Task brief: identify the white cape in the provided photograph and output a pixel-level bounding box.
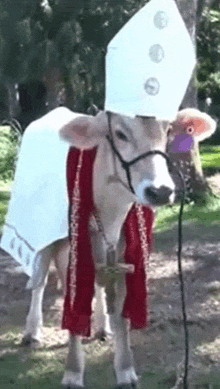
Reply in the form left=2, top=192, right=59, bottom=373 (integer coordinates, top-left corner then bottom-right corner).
left=0, top=107, right=77, bottom=278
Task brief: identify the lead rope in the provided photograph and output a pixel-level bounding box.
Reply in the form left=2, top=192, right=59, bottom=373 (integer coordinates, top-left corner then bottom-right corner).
left=175, top=170, right=189, bottom=389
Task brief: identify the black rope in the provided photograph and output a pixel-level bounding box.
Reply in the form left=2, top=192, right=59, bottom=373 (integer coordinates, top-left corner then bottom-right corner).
left=174, top=166, right=188, bottom=389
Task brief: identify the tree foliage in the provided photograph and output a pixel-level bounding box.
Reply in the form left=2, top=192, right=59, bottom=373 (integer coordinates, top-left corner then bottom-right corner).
left=197, top=3, right=220, bottom=113
left=0, top=125, right=21, bottom=181
left=0, top=0, right=148, bottom=113
left=0, top=0, right=220, bottom=119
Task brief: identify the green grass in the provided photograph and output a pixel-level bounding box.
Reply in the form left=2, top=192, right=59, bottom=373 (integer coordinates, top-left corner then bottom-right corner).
left=154, top=193, right=220, bottom=233
left=0, top=125, right=15, bottom=232
left=200, top=144, right=220, bottom=173
left=0, top=329, right=65, bottom=389
left=139, top=370, right=176, bottom=388
left=154, top=195, right=220, bottom=233
left=0, top=126, right=18, bottom=181
left=3, top=325, right=220, bottom=389
left=0, top=126, right=12, bottom=155
left=0, top=327, right=186, bottom=389
left=153, top=144, right=220, bottom=233
left=0, top=189, right=10, bottom=234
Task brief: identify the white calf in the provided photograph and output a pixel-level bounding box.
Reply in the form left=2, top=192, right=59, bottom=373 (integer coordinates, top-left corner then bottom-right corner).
left=22, top=108, right=215, bottom=388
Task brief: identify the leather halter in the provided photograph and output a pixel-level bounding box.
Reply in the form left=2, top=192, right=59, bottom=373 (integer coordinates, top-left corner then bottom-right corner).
left=106, top=111, right=172, bottom=194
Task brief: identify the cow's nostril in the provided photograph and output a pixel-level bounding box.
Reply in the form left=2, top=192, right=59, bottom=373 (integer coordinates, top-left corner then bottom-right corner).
left=145, top=186, right=159, bottom=201
left=159, top=185, right=173, bottom=198
left=145, top=185, right=173, bottom=205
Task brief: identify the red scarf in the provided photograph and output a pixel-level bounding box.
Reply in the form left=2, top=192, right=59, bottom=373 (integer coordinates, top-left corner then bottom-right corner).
left=62, top=147, right=154, bottom=337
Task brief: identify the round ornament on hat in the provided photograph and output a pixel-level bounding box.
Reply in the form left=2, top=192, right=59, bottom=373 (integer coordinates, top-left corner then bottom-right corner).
left=154, top=11, right=169, bottom=29
left=149, top=44, right=165, bottom=64
left=144, top=77, right=160, bottom=96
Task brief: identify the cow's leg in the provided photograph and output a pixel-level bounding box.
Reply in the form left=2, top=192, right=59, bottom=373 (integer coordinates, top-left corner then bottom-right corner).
left=53, top=237, right=70, bottom=293
left=23, top=278, right=48, bottom=343
left=52, top=238, right=85, bottom=388
left=109, top=277, right=138, bottom=389
left=111, top=315, right=138, bottom=389
left=62, top=335, right=85, bottom=388
left=22, top=245, right=53, bottom=343
left=23, top=237, right=69, bottom=344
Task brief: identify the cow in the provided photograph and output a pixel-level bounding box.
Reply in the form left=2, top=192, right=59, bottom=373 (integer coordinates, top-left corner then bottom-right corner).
left=18, top=107, right=215, bottom=388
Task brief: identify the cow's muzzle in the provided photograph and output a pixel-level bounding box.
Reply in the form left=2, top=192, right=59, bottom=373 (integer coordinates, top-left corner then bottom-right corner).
left=145, top=185, right=173, bottom=205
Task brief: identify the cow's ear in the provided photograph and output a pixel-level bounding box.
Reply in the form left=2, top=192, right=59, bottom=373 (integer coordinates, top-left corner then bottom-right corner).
left=171, top=108, right=217, bottom=142
left=59, top=111, right=108, bottom=149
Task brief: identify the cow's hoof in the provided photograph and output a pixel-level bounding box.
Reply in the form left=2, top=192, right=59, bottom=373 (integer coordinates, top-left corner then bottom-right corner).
left=94, top=329, right=107, bottom=341
left=115, top=366, right=138, bottom=389
left=116, top=384, right=137, bottom=389
left=61, top=371, right=84, bottom=388
left=62, top=385, right=84, bottom=389
left=82, top=329, right=106, bottom=344
left=21, top=334, right=40, bottom=348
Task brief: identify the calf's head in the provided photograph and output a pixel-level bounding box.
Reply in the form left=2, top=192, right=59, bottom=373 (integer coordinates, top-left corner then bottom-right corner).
left=60, top=111, right=174, bottom=206
left=103, top=113, right=175, bottom=205
left=60, top=109, right=216, bottom=207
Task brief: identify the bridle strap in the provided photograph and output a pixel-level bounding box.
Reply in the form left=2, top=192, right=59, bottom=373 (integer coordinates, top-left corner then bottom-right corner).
left=106, top=111, right=172, bottom=194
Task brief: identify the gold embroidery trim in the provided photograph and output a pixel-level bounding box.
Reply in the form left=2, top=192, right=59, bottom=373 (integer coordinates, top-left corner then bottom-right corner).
left=69, top=150, right=84, bottom=305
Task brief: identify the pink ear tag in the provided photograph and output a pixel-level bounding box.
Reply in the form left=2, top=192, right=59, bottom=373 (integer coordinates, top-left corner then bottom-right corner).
left=186, top=126, right=194, bottom=135
left=171, top=133, right=193, bottom=152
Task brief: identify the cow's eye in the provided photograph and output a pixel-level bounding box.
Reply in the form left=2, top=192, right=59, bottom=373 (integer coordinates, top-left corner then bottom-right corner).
left=115, top=130, right=128, bottom=142
left=167, top=126, right=172, bottom=137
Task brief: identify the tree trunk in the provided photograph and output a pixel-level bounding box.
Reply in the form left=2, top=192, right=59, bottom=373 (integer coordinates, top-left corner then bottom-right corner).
left=175, top=0, right=198, bottom=108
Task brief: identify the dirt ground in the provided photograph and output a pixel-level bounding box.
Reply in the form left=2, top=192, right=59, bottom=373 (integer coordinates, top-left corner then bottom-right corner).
left=1, top=175, right=220, bottom=389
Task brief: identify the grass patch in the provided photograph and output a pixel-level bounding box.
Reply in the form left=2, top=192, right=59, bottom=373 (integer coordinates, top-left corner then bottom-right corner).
left=0, top=325, right=179, bottom=389
left=155, top=193, right=220, bottom=233
left=154, top=144, right=220, bottom=233
left=139, top=370, right=176, bottom=389
left=0, top=126, right=19, bottom=182
left=0, top=326, right=66, bottom=389
left=0, top=125, right=16, bottom=232
left=0, top=352, right=64, bottom=389
left=0, top=189, right=10, bottom=234
left=200, top=144, right=220, bottom=174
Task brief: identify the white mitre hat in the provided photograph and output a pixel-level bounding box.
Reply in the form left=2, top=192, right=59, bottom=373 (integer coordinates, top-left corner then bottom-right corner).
left=105, top=0, right=196, bottom=119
